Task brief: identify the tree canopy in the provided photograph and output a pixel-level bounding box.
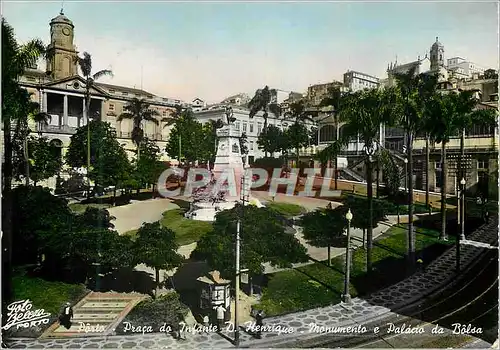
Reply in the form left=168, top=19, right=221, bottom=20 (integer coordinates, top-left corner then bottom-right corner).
left=192, top=204, right=308, bottom=279
left=65, top=121, right=131, bottom=190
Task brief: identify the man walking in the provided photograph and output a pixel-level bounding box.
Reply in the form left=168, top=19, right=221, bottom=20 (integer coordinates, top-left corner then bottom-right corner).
left=59, top=302, right=73, bottom=330
left=215, top=304, right=226, bottom=332
left=255, top=310, right=264, bottom=339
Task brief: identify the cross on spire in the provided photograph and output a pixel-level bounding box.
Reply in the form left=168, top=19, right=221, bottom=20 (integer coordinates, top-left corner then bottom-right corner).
left=60, top=0, right=64, bottom=15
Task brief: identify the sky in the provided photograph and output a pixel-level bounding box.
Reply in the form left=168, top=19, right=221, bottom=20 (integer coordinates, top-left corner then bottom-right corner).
left=2, top=0, right=498, bottom=104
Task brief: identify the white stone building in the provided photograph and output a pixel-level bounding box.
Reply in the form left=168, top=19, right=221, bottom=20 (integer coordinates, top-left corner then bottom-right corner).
left=343, top=70, right=380, bottom=92
left=193, top=105, right=287, bottom=163
left=446, top=57, right=487, bottom=78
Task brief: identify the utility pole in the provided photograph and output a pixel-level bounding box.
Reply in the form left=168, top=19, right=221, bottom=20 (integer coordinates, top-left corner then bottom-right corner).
left=235, top=170, right=250, bottom=347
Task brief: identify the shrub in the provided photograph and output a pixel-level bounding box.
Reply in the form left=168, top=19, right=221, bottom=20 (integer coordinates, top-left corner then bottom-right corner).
left=115, top=292, right=189, bottom=334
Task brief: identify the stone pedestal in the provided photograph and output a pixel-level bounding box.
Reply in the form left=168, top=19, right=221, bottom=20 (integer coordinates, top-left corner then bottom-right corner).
left=212, top=126, right=244, bottom=199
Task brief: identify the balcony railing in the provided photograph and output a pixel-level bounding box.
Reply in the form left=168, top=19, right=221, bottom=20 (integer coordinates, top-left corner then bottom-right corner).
left=37, top=124, right=77, bottom=135
left=117, top=132, right=167, bottom=141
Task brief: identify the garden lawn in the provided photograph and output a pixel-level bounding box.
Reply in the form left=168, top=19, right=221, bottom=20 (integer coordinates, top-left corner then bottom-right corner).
left=256, top=224, right=454, bottom=316
left=12, top=274, right=87, bottom=315
left=266, top=202, right=306, bottom=217
left=124, top=208, right=213, bottom=246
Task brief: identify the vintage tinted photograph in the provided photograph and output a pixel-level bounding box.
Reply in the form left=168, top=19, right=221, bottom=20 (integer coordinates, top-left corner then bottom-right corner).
left=1, top=0, right=498, bottom=348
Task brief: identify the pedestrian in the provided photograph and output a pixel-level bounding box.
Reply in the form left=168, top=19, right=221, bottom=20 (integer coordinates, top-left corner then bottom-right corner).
left=416, top=258, right=424, bottom=273
left=203, top=315, right=209, bottom=332
left=255, top=310, right=264, bottom=339
left=485, top=210, right=489, bottom=223
left=215, top=304, right=226, bottom=332
left=59, top=302, right=73, bottom=330
left=178, top=317, right=186, bottom=340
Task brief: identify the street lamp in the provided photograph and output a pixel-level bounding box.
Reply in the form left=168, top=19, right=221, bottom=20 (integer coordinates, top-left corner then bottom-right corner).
left=460, top=178, right=466, bottom=240
left=343, top=209, right=353, bottom=304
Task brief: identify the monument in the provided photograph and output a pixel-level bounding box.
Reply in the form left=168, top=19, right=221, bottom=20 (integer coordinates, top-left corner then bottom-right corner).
left=185, top=106, right=263, bottom=221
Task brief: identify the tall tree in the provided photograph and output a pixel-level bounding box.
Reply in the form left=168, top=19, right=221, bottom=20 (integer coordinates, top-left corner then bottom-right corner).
left=25, top=136, right=62, bottom=186
left=338, top=88, right=399, bottom=272
left=285, top=122, right=310, bottom=166
left=414, top=73, right=440, bottom=211
left=483, top=69, right=498, bottom=79
left=301, top=206, right=348, bottom=266
left=11, top=89, right=52, bottom=185
left=134, top=138, right=164, bottom=194
left=319, top=87, right=343, bottom=189
left=393, top=66, right=423, bottom=265
left=117, top=98, right=161, bottom=160
left=134, top=222, right=184, bottom=298
left=257, top=124, right=285, bottom=157
left=426, top=93, right=457, bottom=240
left=248, top=86, right=281, bottom=157
left=74, top=51, right=113, bottom=194
left=66, top=121, right=130, bottom=196
left=286, top=99, right=315, bottom=165
left=1, top=18, right=46, bottom=302
left=165, top=109, right=205, bottom=163
left=192, top=204, right=309, bottom=281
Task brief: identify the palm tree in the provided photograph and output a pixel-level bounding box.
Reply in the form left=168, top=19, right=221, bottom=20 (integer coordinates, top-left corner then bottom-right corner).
left=453, top=90, right=497, bottom=182
left=415, top=73, right=440, bottom=211
left=117, top=98, right=161, bottom=160
left=74, top=52, right=113, bottom=194
left=319, top=86, right=343, bottom=189
left=12, top=90, right=52, bottom=185
left=287, top=99, right=315, bottom=165
left=393, top=65, right=424, bottom=265
left=425, top=93, right=457, bottom=240
left=248, top=86, right=280, bottom=157
left=339, top=88, right=399, bottom=272
left=2, top=18, right=46, bottom=302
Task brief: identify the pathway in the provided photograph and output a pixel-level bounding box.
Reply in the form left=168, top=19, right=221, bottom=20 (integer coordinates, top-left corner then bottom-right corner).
left=108, top=198, right=179, bottom=234
left=7, top=219, right=497, bottom=348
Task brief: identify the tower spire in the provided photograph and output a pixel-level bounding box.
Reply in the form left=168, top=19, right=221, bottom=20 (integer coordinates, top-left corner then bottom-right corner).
left=60, top=0, right=64, bottom=15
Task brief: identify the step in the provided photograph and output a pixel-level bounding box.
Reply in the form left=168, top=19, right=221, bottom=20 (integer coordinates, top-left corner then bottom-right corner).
left=73, top=314, right=119, bottom=321
left=79, top=302, right=130, bottom=308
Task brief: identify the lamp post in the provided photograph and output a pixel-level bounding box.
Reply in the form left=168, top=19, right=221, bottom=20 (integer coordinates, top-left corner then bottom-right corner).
left=234, top=219, right=241, bottom=347
left=460, top=178, right=466, bottom=240
left=343, top=209, right=353, bottom=304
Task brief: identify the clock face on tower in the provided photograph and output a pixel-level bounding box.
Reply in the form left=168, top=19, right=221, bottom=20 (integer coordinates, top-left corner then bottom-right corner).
left=62, top=27, right=70, bottom=36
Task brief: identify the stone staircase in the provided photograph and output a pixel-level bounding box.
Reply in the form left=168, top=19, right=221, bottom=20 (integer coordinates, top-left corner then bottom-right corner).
left=40, top=292, right=146, bottom=338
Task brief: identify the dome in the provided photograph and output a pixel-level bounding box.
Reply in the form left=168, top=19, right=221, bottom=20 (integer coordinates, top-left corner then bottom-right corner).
left=50, top=10, right=73, bottom=26
left=431, top=36, right=443, bottom=48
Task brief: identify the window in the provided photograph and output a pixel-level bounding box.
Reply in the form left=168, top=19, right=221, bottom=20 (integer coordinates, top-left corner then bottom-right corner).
left=250, top=141, right=254, bottom=151
left=243, top=122, right=247, bottom=132
left=148, top=95, right=153, bottom=99
left=250, top=123, right=254, bottom=133
left=109, top=103, right=115, bottom=111
left=162, top=110, right=167, bottom=117
left=122, top=91, right=128, bottom=96
left=235, top=122, right=240, bottom=130
left=478, top=160, right=488, bottom=169
left=435, top=161, right=442, bottom=170
left=257, top=122, right=263, bottom=135
left=109, top=89, right=115, bottom=93
left=27, top=77, right=36, bottom=82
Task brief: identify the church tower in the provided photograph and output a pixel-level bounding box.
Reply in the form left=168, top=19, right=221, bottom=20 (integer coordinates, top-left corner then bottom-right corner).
left=430, top=37, right=445, bottom=71
left=46, top=10, right=78, bottom=80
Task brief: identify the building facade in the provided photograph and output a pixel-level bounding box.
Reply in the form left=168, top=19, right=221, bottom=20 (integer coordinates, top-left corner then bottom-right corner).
left=193, top=105, right=287, bottom=163
left=18, top=11, right=185, bottom=168
left=343, top=70, right=380, bottom=92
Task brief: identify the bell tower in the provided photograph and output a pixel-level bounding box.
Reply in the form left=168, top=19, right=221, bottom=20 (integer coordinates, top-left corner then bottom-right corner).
left=46, top=9, right=78, bottom=80
left=430, top=36, right=445, bottom=72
